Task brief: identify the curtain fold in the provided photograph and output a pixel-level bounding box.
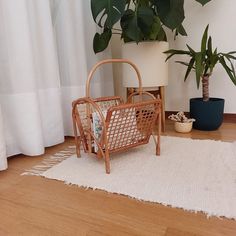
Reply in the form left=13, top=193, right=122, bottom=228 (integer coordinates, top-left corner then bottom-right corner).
left=53, top=0, right=114, bottom=135
left=0, top=0, right=114, bottom=171
left=0, top=106, right=7, bottom=170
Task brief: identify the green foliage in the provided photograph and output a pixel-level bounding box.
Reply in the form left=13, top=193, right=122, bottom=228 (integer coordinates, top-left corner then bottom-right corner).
left=93, top=29, right=112, bottom=53
left=91, top=0, right=211, bottom=53
left=154, top=0, right=185, bottom=30
left=195, top=0, right=211, bottom=5
left=164, top=25, right=236, bottom=89
left=91, top=0, right=126, bottom=28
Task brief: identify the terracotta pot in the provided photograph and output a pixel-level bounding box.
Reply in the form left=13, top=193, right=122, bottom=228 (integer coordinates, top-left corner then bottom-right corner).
left=174, top=122, right=193, bottom=133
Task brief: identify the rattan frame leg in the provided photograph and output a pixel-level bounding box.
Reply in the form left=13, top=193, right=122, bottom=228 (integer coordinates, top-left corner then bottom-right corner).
left=104, top=149, right=111, bottom=174
left=156, top=107, right=161, bottom=156
left=72, top=114, right=81, bottom=158
left=159, top=86, right=165, bottom=132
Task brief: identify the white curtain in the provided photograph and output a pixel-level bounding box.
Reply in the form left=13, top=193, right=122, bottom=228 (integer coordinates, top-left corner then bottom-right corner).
left=0, top=107, right=7, bottom=170
left=0, top=0, right=114, bottom=171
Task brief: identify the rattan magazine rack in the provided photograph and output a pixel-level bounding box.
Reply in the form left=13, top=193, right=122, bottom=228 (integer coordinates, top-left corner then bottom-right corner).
left=72, top=59, right=161, bottom=174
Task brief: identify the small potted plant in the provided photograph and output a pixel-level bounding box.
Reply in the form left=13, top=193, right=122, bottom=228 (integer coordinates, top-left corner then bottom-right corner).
left=164, top=25, right=236, bottom=130
left=168, top=112, right=195, bottom=133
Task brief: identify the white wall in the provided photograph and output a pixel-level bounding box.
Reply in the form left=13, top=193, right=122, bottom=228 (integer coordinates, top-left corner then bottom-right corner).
left=166, top=0, right=236, bottom=113
left=111, top=0, right=236, bottom=113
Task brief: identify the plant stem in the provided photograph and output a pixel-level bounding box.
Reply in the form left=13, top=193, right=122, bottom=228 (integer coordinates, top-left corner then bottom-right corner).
left=202, top=75, right=210, bottom=102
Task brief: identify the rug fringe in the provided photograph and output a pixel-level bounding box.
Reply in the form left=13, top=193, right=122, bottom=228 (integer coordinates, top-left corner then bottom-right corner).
left=21, top=146, right=76, bottom=176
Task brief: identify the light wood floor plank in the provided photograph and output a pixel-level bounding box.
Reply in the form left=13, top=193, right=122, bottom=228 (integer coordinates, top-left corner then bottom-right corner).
left=0, top=121, right=235, bottom=236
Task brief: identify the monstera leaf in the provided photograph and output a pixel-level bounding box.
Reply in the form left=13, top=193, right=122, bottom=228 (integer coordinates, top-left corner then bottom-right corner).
left=91, top=0, right=126, bottom=28
left=153, top=0, right=185, bottom=30
left=93, top=29, right=112, bottom=53
left=121, top=6, right=154, bottom=42
left=152, top=0, right=210, bottom=30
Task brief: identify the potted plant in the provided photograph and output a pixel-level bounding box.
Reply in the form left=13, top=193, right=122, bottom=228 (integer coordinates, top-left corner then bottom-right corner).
left=91, top=0, right=211, bottom=53
left=90, top=0, right=211, bottom=88
left=168, top=112, right=195, bottom=133
left=164, top=25, right=236, bottom=130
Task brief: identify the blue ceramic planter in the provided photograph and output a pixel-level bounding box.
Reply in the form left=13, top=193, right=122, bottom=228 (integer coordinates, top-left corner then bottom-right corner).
left=190, top=98, right=225, bottom=131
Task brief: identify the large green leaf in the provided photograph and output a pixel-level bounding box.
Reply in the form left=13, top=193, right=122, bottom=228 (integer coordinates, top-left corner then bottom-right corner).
left=154, top=0, right=185, bottom=30
left=205, top=38, right=218, bottom=74
left=209, top=48, right=219, bottom=73
left=201, top=25, right=208, bottom=54
left=137, top=6, right=154, bottom=36
left=228, top=51, right=236, bottom=55
left=219, top=57, right=236, bottom=85
left=121, top=6, right=154, bottom=42
left=175, top=61, right=190, bottom=67
left=120, top=10, right=142, bottom=42
left=221, top=53, right=236, bottom=60
left=149, top=16, right=161, bottom=40
left=207, top=36, right=212, bottom=56
left=156, top=26, right=167, bottom=41
left=186, top=44, right=196, bottom=55
left=176, top=24, right=187, bottom=36
left=195, top=0, right=212, bottom=6
left=164, top=49, right=191, bottom=61
left=184, top=58, right=195, bottom=81
left=93, top=29, right=112, bottom=53
left=91, top=0, right=126, bottom=28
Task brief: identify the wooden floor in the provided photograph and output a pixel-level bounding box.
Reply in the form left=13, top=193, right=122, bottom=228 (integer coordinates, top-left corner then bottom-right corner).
left=0, top=121, right=236, bottom=236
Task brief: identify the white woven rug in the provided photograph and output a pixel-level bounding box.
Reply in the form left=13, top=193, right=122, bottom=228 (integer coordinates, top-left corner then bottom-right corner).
left=25, top=136, right=236, bottom=219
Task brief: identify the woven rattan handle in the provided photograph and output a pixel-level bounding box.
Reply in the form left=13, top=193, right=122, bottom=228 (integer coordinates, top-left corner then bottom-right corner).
left=86, top=59, right=143, bottom=98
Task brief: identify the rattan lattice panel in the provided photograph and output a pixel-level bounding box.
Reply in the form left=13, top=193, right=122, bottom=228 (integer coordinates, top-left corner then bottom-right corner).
left=75, top=97, right=122, bottom=130
left=93, top=97, right=122, bottom=112
left=75, top=103, right=89, bottom=130
left=74, top=97, right=123, bottom=150
left=106, top=101, right=159, bottom=152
